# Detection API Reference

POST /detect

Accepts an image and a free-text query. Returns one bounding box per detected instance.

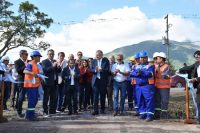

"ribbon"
[0,73,48,84]
[176,72,199,118]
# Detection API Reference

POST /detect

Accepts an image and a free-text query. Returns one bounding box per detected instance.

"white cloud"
[5,6,200,61]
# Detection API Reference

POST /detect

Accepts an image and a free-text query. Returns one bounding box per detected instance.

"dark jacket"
[41,59,61,86]
[62,66,80,88]
[14,58,26,82]
[91,57,110,88]
[179,61,200,93]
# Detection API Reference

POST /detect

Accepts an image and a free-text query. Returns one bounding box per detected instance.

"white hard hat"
[2,56,10,61]
[157,52,166,59]
[153,52,159,58]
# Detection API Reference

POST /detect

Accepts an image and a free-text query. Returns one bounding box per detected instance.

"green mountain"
[105,40,200,69]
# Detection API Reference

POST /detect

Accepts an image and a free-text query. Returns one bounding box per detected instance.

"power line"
[52,14,200,26]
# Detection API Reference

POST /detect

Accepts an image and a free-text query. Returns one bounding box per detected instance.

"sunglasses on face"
[195,56,200,59]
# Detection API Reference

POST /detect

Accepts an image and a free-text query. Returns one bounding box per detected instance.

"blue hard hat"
[30,50,42,57]
[134,52,140,59]
[139,50,148,58]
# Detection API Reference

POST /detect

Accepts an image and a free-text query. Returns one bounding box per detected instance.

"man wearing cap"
[154,52,171,119]
[23,50,42,121]
[15,50,29,118]
[179,50,200,124]
[130,51,155,121]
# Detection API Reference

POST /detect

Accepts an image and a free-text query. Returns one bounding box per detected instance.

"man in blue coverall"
[130,51,155,121]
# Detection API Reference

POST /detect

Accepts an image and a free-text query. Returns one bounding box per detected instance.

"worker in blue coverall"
[23,50,42,121]
[131,52,140,116]
[130,51,155,121]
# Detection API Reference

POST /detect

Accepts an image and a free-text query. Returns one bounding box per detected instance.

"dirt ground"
[0,88,200,133]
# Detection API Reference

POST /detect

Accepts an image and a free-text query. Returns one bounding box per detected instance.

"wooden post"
[184,82,196,124]
[0,80,8,123]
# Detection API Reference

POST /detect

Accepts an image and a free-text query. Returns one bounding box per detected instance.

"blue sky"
[6,0,200,59]
[11,0,200,32]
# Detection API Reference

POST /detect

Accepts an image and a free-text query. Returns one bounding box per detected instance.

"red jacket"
[79,66,93,84]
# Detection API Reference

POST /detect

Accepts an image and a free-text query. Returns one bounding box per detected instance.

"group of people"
[0,48,199,123]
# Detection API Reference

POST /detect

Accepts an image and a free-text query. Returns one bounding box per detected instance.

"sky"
[6,0,200,60]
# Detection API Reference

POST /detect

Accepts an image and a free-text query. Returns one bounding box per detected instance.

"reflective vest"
[147,63,155,85]
[131,63,155,85]
[155,63,171,89]
[131,64,137,85]
[24,61,41,88]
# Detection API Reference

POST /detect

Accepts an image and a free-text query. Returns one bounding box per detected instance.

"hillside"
[105,40,200,69]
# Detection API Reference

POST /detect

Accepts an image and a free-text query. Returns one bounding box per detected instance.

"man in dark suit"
[42,49,61,116]
[14,50,28,118]
[62,59,80,115]
[179,50,200,124]
[91,50,109,115]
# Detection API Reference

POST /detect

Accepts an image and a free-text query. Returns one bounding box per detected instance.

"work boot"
[154,111,161,120]
[161,112,168,119]
[113,111,118,116]
[145,118,153,122]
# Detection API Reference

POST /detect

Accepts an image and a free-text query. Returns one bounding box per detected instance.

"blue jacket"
[131,62,154,86]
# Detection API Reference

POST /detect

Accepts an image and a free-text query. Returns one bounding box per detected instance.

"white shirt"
[112,63,130,82]
[69,67,75,85]
[197,65,200,77]
[48,59,57,80]
[0,63,10,81]
[97,58,102,79]
[11,68,18,81]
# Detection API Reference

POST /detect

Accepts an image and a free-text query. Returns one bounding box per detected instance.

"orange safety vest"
[131,64,137,85]
[24,61,41,88]
[155,63,171,89]
[148,63,155,85]
[131,63,155,85]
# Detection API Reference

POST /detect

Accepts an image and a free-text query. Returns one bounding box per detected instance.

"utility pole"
[164,14,170,63]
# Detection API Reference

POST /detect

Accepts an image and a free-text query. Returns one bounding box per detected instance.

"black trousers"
[3,82,11,109]
[10,83,19,108]
[93,78,106,113]
[17,83,26,114]
[79,83,90,109]
[65,85,78,112]
[43,83,58,114]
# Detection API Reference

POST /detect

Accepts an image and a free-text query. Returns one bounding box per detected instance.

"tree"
[0,0,53,58]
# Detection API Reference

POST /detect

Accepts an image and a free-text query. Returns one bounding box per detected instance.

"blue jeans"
[197,94,200,123]
[113,80,126,112]
[38,85,44,101]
